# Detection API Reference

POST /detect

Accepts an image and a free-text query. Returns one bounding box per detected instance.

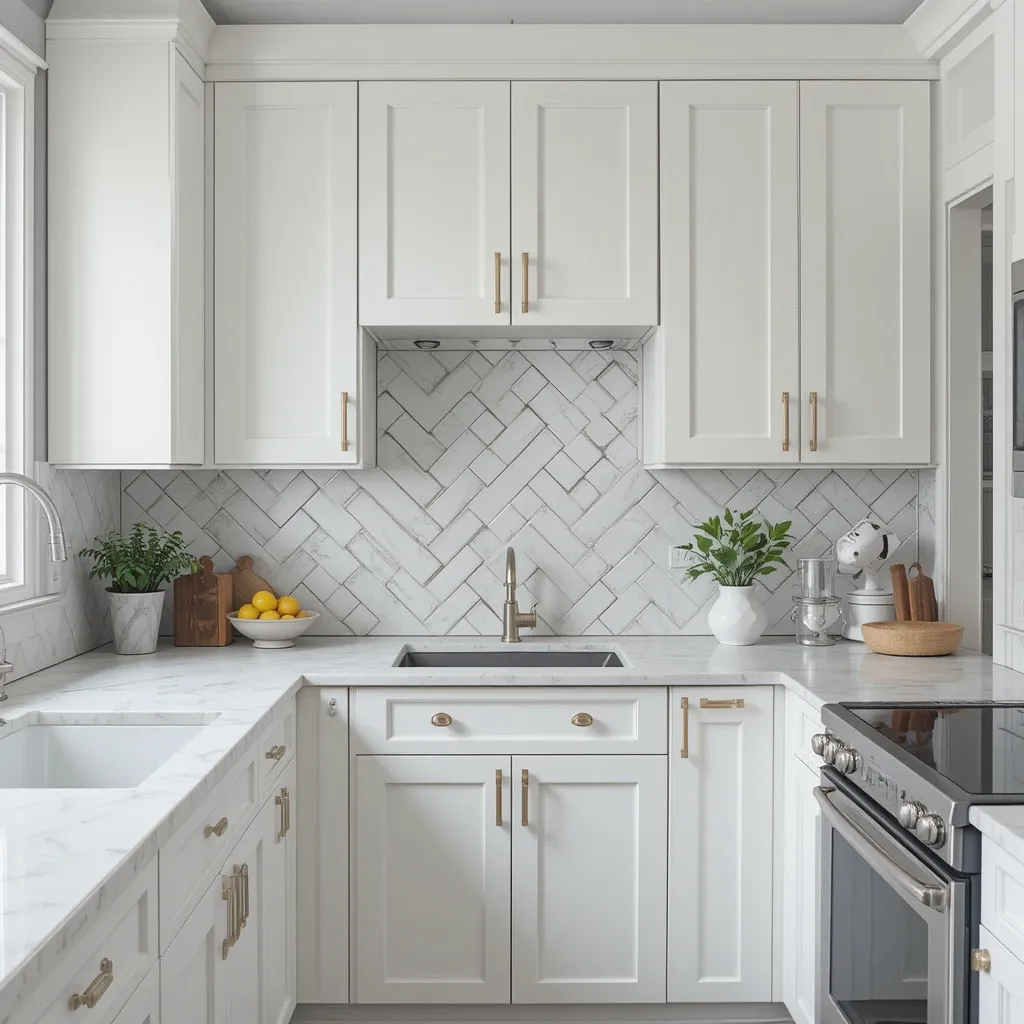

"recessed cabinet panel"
[659,81,799,463]
[214,82,363,465]
[359,82,511,326]
[512,81,658,327]
[354,756,513,1004]
[511,755,667,1003]
[799,81,931,463]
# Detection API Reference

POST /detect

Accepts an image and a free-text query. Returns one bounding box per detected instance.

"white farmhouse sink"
[0,721,206,788]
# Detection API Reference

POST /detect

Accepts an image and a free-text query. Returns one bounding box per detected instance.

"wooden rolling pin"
[890,564,911,621]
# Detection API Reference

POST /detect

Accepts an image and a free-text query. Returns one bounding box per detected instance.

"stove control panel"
[810,732,863,775]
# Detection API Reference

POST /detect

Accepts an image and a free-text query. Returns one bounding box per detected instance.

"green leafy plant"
[80,524,201,594]
[678,508,794,588]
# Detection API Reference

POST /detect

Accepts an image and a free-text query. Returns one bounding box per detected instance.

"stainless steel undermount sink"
[397,650,625,668]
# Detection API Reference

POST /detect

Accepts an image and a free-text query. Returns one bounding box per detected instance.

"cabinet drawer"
[111,961,159,1023]
[257,705,294,797]
[351,687,667,754]
[159,747,258,951]
[982,837,1024,961]
[14,860,157,1024]
[786,690,823,772]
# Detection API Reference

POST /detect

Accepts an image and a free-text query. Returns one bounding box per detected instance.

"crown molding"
[904,0,997,59]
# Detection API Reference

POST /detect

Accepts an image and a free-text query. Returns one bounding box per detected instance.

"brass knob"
[972,948,992,973]
[571,712,594,727]
[431,712,453,727]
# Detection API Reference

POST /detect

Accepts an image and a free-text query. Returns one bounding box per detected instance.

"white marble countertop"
[971,805,1024,867]
[0,634,1020,1021]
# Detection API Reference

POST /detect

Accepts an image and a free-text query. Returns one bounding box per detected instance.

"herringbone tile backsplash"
[123,350,925,636]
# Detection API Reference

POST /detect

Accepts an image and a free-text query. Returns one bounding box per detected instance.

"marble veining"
[0,635,1019,1021]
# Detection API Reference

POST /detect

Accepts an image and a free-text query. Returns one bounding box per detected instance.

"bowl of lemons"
[227,591,319,649]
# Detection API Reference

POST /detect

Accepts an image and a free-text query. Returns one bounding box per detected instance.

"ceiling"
[200,0,927,26]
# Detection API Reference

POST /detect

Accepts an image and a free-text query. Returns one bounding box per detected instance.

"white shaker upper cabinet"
[359,82,511,327]
[511,82,658,329]
[656,81,799,464]
[800,81,931,464]
[512,755,667,1004]
[215,82,372,467]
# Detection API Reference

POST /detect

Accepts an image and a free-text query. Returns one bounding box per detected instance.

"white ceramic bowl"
[227,612,320,649]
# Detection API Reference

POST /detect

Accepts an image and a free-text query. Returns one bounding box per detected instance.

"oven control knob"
[810,733,829,757]
[915,813,946,847]
[898,800,927,830]
[834,748,862,775]
[822,738,845,766]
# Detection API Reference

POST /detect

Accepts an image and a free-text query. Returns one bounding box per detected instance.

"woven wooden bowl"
[860,621,964,657]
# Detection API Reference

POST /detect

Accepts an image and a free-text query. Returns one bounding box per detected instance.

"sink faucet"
[0,473,68,562]
[502,546,537,643]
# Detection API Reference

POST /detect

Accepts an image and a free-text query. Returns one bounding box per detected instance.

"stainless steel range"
[813,701,1024,1024]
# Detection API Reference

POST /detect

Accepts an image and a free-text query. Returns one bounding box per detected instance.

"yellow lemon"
[236,604,259,620]
[296,609,314,618]
[277,595,301,616]
[252,590,278,613]
[258,609,281,620]
[280,613,296,621]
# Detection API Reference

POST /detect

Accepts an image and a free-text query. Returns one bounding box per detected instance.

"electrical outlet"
[669,546,689,570]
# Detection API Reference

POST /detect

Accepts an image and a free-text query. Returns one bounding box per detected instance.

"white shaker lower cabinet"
[799,80,931,463]
[667,686,775,1002]
[214,82,374,467]
[512,755,667,1003]
[262,759,298,1024]
[354,755,513,1004]
[979,926,1024,1021]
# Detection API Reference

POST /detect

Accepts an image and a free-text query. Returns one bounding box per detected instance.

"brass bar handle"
[285,787,291,836]
[68,959,113,1011]
[521,253,529,313]
[700,697,746,709]
[571,712,594,727]
[781,391,790,452]
[241,863,250,928]
[341,391,349,453]
[204,815,228,839]
[266,744,286,761]
[494,252,501,314]
[221,876,236,960]
[680,697,689,759]
[809,391,818,452]
[431,712,452,727]
[521,768,529,826]
[275,788,287,842]
[496,769,503,826]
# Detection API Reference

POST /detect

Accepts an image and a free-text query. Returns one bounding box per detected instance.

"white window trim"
[0,31,44,609]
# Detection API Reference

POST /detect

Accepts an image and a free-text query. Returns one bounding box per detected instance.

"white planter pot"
[108,590,165,655]
[708,585,768,646]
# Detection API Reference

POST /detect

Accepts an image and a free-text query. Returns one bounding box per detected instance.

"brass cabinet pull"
[221,876,236,959]
[521,768,529,826]
[431,712,452,727]
[68,958,113,1011]
[809,391,818,452]
[204,815,228,838]
[495,769,503,826]
[680,697,690,758]
[571,712,594,727]
[972,948,992,973]
[700,697,746,709]
[521,252,529,313]
[275,788,288,842]
[494,252,501,314]
[266,744,286,761]
[782,391,790,452]
[341,391,349,453]
[241,863,250,928]
[285,788,291,836]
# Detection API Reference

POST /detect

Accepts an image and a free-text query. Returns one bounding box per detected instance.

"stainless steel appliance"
[813,701,1024,1024]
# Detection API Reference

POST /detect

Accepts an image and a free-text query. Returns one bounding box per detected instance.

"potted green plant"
[80,524,200,655]
[678,508,794,645]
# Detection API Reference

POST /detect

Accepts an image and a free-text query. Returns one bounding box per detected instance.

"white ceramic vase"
[708,585,768,646]
[108,590,165,655]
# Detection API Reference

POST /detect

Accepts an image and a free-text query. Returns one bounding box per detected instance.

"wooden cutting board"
[174,556,233,646]
[908,562,939,622]
[890,564,911,621]
[229,555,276,611]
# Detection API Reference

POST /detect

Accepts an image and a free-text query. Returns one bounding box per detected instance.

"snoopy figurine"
[835,518,900,640]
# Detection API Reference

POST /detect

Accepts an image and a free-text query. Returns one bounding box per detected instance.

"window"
[0,31,43,608]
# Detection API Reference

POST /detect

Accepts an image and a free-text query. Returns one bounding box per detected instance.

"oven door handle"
[814,786,948,911]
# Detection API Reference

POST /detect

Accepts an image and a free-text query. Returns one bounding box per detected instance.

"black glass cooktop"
[843,702,1024,796]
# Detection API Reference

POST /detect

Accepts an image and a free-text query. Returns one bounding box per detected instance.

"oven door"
[817,780,970,1024]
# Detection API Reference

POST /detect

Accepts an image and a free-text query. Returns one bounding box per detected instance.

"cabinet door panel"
[512,82,657,327]
[658,81,799,464]
[214,82,360,465]
[262,759,297,1024]
[354,755,512,1003]
[800,81,931,463]
[668,686,774,1002]
[512,755,667,1003]
[979,926,1024,1023]
[359,82,511,326]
